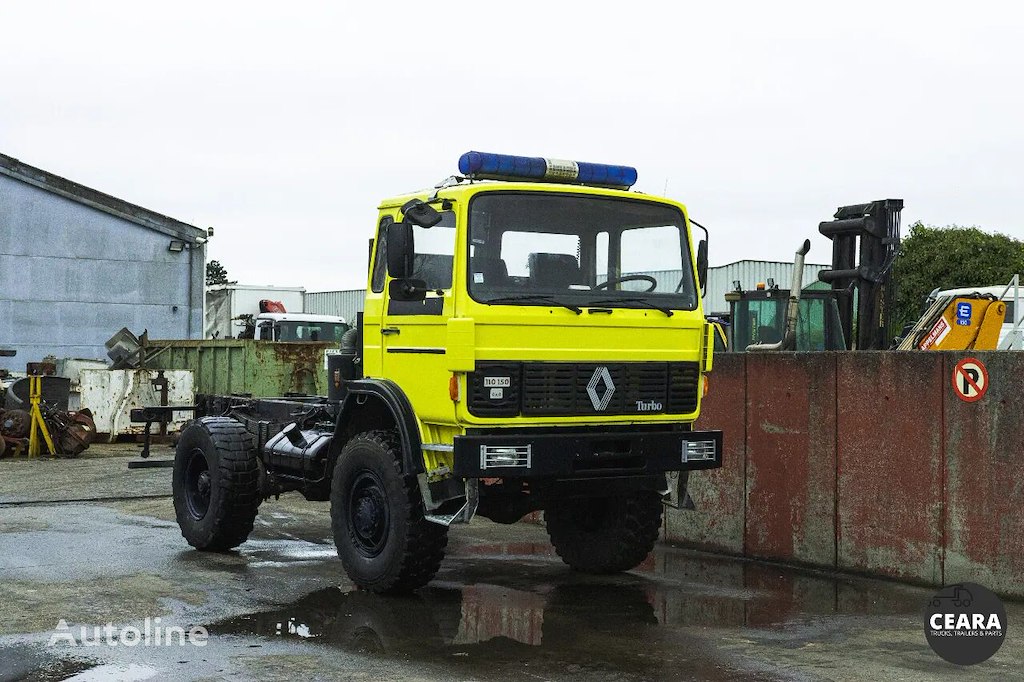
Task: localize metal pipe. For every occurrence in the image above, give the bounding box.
[998,274,1023,349]
[747,239,812,352]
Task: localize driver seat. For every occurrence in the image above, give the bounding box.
[528,253,582,288]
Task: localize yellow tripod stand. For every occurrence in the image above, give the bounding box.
[28,375,56,457]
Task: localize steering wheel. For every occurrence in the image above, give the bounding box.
[593,274,658,292]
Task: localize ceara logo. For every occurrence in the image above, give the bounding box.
[923,583,1006,665]
[930,613,1002,631]
[634,400,663,412]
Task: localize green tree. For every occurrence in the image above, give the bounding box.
[205,260,236,286]
[892,222,1024,334]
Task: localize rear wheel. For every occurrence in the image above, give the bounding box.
[172,417,261,551]
[545,492,663,573]
[331,430,447,594]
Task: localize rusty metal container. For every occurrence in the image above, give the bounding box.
[140,339,335,397]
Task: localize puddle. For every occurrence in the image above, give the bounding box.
[208,582,676,677]
[63,663,159,681]
[0,643,97,682]
[236,538,337,564]
[206,544,934,681]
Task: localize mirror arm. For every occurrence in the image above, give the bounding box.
[690,218,710,295]
[690,218,710,251]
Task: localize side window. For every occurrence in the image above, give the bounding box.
[371,216,392,293]
[411,211,456,291]
[797,298,826,351]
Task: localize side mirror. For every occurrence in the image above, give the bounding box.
[402,198,442,228]
[386,222,414,278]
[389,278,428,302]
[696,240,709,292]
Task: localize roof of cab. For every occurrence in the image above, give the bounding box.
[377,180,683,212]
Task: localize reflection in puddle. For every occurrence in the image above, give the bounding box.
[209,581,661,661]
[238,538,337,563]
[208,541,936,680]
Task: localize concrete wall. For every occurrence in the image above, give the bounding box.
[0,174,205,370]
[668,351,1024,598]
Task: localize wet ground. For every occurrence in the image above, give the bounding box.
[1,445,1022,681]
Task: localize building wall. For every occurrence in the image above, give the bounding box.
[0,174,204,370]
[703,261,830,315]
[304,289,366,324]
[302,260,831,321]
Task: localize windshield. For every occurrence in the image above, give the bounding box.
[467,192,698,310]
[276,321,349,342]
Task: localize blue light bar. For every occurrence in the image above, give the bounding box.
[458,151,637,189]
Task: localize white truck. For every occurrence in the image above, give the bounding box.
[246,312,349,343]
[205,285,348,342]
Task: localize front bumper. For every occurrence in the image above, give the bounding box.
[452,427,722,478]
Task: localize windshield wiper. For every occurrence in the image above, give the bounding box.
[585,297,674,317]
[482,295,582,315]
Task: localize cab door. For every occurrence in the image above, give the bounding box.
[379,210,458,425]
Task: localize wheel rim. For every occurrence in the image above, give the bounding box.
[348,470,390,557]
[184,448,212,520]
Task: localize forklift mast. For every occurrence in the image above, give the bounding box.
[817,199,904,350]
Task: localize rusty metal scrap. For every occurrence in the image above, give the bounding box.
[1,409,30,438]
[0,406,96,458]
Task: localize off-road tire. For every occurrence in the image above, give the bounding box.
[331,430,448,594]
[545,492,663,573]
[172,417,260,551]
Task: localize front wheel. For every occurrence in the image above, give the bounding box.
[545,492,663,573]
[331,430,448,594]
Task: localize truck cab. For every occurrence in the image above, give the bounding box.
[724,287,846,351]
[362,164,718,479]
[251,312,349,342]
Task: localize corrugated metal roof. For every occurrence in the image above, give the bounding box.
[0,151,205,241]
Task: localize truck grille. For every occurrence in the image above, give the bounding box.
[468,362,700,417]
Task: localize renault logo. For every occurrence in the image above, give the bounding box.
[586,366,615,411]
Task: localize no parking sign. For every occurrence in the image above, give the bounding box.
[952,357,989,402]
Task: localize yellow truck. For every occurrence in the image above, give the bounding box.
[156,152,722,593]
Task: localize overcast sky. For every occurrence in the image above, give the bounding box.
[2,1,1022,291]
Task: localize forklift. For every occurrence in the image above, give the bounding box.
[718,199,904,353]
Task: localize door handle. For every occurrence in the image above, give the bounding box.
[381,327,401,336]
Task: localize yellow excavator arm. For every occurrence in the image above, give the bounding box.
[898,295,1006,350]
